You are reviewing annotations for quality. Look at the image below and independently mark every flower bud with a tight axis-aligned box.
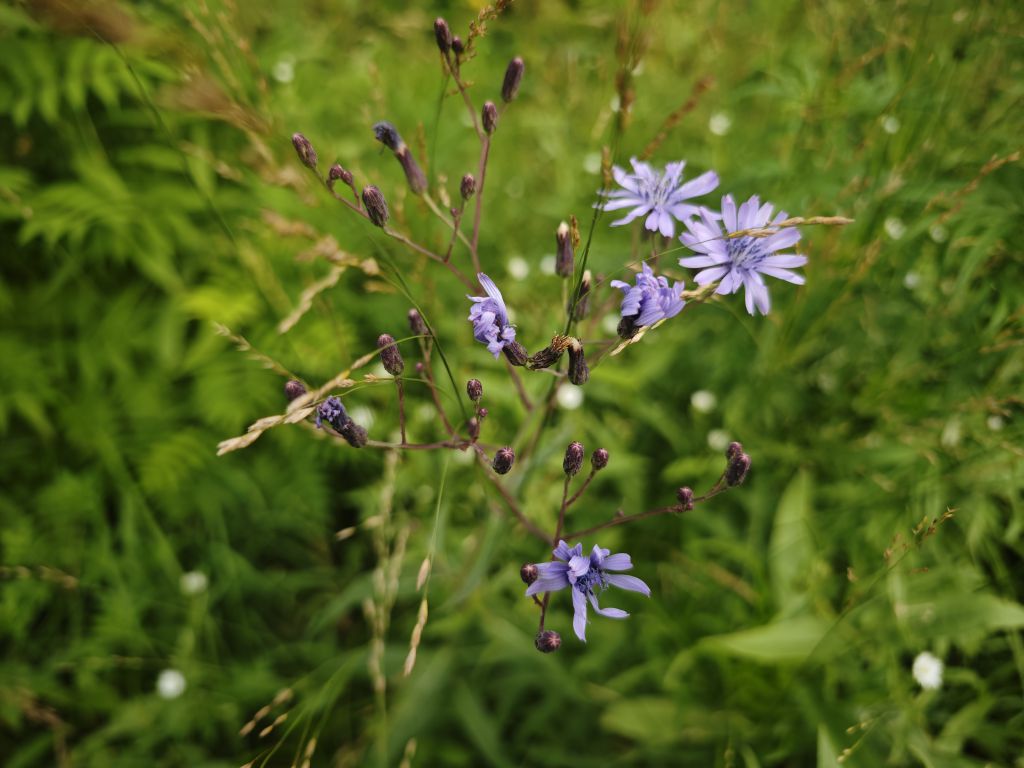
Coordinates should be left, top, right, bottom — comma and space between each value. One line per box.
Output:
555, 221, 574, 278
492, 446, 515, 475
676, 486, 694, 511
373, 120, 403, 152
433, 17, 452, 54
563, 441, 585, 476
291, 132, 317, 169
408, 308, 427, 336
460, 173, 476, 200
502, 339, 528, 367
572, 270, 592, 320
398, 150, 428, 195
591, 448, 609, 471
361, 186, 389, 228
466, 378, 483, 401
726, 441, 744, 461
477, 407, 488, 420
482, 101, 499, 134
535, 630, 561, 653
451, 36, 464, 55
501, 57, 525, 103
567, 338, 589, 386
377, 334, 404, 376
527, 345, 563, 370
520, 563, 538, 585
338, 419, 368, 448
327, 163, 353, 191
617, 315, 639, 340
284, 379, 307, 402
725, 453, 751, 487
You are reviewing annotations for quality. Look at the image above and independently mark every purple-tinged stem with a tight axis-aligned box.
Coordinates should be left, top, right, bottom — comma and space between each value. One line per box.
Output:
468, 137, 490, 275
395, 378, 407, 445
564, 469, 597, 509
504, 357, 533, 412
553, 475, 571, 545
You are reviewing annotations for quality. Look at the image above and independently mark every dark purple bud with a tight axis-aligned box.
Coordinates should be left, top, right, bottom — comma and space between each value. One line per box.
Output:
501, 57, 525, 103
477, 407, 488, 420
725, 453, 751, 487
493, 446, 515, 475
467, 379, 483, 401
433, 17, 452, 54
398, 150, 428, 195
572, 270, 592, 320
415, 361, 425, 374
377, 334, 404, 376
451, 36, 464, 55
726, 441, 744, 461
568, 338, 589, 386
327, 163, 353, 191
284, 379, 307, 402
563, 441, 585, 476
408, 308, 427, 336
520, 563, 538, 585
502, 339, 528, 367
291, 133, 317, 169
676, 486, 694, 511
591, 448, 609, 471
361, 186, 389, 228
460, 173, 476, 200
527, 345, 563, 370
617, 315, 639, 340
482, 101, 499, 134
338, 419, 368, 448
555, 221, 574, 278
535, 630, 561, 653
373, 120, 403, 152
468, 417, 480, 441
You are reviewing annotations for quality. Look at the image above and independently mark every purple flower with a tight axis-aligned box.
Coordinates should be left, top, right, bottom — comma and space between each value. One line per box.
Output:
679, 194, 807, 316
467, 273, 517, 358
316, 396, 347, 430
525, 540, 650, 642
610, 263, 686, 328
599, 158, 719, 238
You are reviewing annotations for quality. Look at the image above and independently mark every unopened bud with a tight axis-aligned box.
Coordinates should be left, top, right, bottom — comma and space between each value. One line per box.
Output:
726, 441, 744, 461
591, 448, 609, 471
482, 101, 499, 134
415, 361, 425, 374
520, 563, 538, 585
572, 270, 592, 320
460, 173, 476, 200
527, 345, 563, 370
373, 120, 403, 152
433, 18, 452, 54
563, 441, 585, 476
725, 453, 751, 487
567, 338, 589, 386
408, 308, 427, 336
398, 150, 428, 195
502, 339, 528, 367
535, 630, 561, 653
477, 407, 488, 420
676, 486, 694, 511
291, 133, 317, 169
556, 221, 574, 278
361, 186, 389, 228
377, 334, 404, 376
501, 57, 525, 103
284, 379, 307, 402
327, 163, 353, 190
338, 419, 368, 448
466, 379, 483, 401
492, 446, 515, 475
451, 36, 464, 55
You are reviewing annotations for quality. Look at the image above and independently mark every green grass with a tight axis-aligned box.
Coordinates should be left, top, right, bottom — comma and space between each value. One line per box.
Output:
1, 0, 1022, 765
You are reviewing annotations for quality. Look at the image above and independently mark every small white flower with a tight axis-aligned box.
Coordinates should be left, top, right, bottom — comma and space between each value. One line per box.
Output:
156, 669, 187, 699
583, 152, 602, 175
508, 256, 530, 280
690, 390, 717, 414
179, 571, 208, 596
707, 429, 731, 452
903, 271, 921, 289
557, 385, 584, 410
912, 652, 944, 690
709, 112, 732, 136
987, 415, 1004, 431
540, 255, 557, 275
884, 217, 906, 240
272, 58, 295, 84
881, 115, 901, 134
929, 223, 948, 243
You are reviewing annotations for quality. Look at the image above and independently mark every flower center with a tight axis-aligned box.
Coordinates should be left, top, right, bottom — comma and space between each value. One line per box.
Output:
727, 236, 767, 269
574, 568, 607, 595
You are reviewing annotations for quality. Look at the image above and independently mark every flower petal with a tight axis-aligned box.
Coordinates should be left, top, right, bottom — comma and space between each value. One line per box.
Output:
601, 553, 633, 571
572, 587, 588, 641
605, 573, 651, 596
588, 592, 629, 618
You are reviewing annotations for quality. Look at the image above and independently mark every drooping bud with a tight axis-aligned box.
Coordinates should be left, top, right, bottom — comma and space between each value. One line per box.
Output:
555, 221, 574, 278
291, 133, 317, 169
725, 453, 751, 487
567, 338, 589, 386
502, 339, 528, 367
316, 398, 368, 448
284, 379, 307, 402
676, 486, 695, 511
527, 335, 571, 371
520, 563, 538, 585
397, 150, 428, 195
482, 101, 499, 134
492, 446, 515, 475
408, 308, 427, 336
451, 36, 464, 55
377, 334, 404, 376
460, 173, 476, 200
726, 441, 744, 461
617, 315, 639, 340
535, 630, 561, 653
466, 379, 483, 401
563, 441, 585, 476
433, 18, 452, 54
572, 270, 592, 320
361, 186, 389, 228
501, 57, 525, 103
591, 448, 609, 471
373, 120, 403, 152
327, 163, 353, 191
338, 419, 368, 448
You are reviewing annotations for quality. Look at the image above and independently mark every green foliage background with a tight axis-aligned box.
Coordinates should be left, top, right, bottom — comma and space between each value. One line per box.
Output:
1, 0, 1022, 765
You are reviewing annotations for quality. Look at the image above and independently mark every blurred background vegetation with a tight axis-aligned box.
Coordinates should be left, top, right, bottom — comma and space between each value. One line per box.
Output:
2, 0, 1022, 765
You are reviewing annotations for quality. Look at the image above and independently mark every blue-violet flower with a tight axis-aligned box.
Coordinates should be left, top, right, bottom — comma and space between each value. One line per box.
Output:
610, 262, 686, 328
316, 396, 347, 431
467, 273, 517, 358
525, 540, 650, 642
679, 194, 807, 316
600, 158, 719, 238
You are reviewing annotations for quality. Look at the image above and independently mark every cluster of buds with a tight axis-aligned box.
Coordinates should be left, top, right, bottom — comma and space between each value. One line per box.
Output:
725, 441, 752, 486
315, 396, 367, 448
